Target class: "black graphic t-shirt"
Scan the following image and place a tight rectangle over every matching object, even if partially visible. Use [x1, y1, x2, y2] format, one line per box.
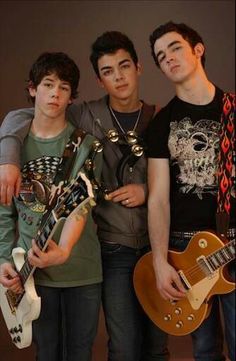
[147, 87, 235, 231]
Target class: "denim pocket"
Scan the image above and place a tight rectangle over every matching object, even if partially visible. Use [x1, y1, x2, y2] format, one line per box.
[101, 242, 122, 254]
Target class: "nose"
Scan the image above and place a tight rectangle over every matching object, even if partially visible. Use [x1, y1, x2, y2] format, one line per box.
[166, 52, 175, 64]
[114, 68, 124, 81]
[51, 87, 60, 98]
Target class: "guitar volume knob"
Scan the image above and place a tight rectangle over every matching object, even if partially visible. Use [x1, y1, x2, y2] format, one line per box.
[176, 321, 183, 328]
[174, 307, 182, 315]
[164, 314, 172, 321]
[187, 314, 195, 321]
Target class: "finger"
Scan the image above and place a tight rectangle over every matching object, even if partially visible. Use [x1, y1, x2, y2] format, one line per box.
[10, 282, 24, 294]
[31, 240, 43, 256]
[172, 275, 187, 294]
[0, 185, 7, 205]
[165, 284, 186, 299]
[112, 194, 128, 203]
[109, 186, 128, 198]
[3, 275, 21, 288]
[6, 185, 14, 206]
[15, 175, 22, 198]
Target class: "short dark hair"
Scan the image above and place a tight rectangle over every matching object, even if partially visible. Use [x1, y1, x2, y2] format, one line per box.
[90, 31, 138, 78]
[149, 21, 205, 68]
[27, 52, 80, 102]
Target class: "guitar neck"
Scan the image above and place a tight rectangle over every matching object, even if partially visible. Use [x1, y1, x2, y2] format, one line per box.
[198, 239, 235, 277]
[19, 211, 57, 286]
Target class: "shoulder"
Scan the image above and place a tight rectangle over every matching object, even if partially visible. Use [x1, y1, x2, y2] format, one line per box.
[148, 97, 177, 128]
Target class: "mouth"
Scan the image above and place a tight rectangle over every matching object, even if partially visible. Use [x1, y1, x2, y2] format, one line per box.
[170, 65, 180, 73]
[116, 84, 128, 91]
[48, 103, 59, 107]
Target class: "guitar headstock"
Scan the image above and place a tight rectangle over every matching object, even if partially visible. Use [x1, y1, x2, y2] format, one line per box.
[53, 172, 95, 219]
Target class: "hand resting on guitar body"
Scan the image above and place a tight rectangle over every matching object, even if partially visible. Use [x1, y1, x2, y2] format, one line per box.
[0, 209, 87, 294]
[0, 262, 23, 294]
[152, 254, 186, 301]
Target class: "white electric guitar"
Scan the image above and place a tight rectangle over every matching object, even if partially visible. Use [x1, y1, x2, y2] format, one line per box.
[0, 172, 95, 349]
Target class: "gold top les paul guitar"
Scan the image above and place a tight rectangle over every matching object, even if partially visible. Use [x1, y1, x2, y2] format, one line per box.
[0, 172, 95, 349]
[134, 231, 235, 336]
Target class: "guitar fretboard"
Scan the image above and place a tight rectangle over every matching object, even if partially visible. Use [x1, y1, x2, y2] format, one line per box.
[19, 212, 57, 285]
[207, 239, 235, 270]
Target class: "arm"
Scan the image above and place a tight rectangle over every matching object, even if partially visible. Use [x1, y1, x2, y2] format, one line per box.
[148, 158, 186, 300]
[0, 108, 34, 165]
[27, 211, 87, 268]
[0, 203, 22, 293]
[0, 108, 34, 204]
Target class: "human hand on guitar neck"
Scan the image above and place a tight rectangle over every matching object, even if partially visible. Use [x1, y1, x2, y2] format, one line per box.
[28, 239, 73, 268]
[153, 256, 186, 301]
[28, 209, 87, 268]
[0, 164, 21, 206]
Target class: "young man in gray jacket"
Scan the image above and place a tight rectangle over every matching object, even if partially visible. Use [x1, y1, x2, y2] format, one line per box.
[0, 31, 168, 360]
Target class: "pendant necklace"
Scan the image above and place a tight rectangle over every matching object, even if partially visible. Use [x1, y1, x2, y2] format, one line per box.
[109, 105, 142, 134]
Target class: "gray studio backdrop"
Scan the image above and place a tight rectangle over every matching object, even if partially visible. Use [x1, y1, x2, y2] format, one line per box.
[0, 0, 235, 121]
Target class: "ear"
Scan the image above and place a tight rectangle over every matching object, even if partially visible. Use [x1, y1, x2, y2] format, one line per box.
[194, 43, 205, 60]
[96, 76, 105, 89]
[28, 84, 36, 98]
[136, 62, 142, 75]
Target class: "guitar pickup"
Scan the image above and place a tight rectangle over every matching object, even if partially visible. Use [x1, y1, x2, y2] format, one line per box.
[197, 255, 215, 276]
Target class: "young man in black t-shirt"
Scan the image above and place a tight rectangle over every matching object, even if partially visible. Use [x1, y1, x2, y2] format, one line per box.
[147, 22, 235, 361]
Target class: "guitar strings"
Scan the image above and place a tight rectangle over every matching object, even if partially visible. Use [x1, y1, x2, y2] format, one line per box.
[177, 240, 235, 285]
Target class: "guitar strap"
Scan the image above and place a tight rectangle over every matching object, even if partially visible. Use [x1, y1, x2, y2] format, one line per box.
[216, 92, 235, 238]
[47, 127, 87, 210]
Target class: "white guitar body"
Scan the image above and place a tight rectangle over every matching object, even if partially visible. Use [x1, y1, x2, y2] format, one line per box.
[0, 172, 95, 348]
[0, 247, 41, 349]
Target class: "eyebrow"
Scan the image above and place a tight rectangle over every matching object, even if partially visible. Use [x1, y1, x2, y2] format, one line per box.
[156, 40, 182, 58]
[100, 58, 131, 72]
[43, 77, 70, 85]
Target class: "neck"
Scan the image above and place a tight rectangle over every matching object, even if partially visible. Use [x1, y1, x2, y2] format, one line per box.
[109, 96, 141, 113]
[175, 70, 215, 105]
[31, 115, 67, 139]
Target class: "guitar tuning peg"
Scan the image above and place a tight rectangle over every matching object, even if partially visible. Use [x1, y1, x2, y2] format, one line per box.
[89, 199, 96, 207]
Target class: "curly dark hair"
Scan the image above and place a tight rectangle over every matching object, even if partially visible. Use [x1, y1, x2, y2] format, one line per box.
[27, 52, 80, 102]
[149, 21, 205, 68]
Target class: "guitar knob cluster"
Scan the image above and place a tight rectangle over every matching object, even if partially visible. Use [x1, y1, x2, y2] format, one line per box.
[9, 324, 22, 334]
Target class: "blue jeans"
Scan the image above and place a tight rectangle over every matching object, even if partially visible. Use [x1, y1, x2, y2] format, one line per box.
[101, 242, 169, 361]
[33, 283, 101, 361]
[170, 238, 235, 361]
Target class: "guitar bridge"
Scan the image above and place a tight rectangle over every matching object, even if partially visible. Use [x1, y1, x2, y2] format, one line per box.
[178, 271, 191, 290]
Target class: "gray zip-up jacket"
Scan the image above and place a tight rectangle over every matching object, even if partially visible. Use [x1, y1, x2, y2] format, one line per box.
[0, 96, 155, 248]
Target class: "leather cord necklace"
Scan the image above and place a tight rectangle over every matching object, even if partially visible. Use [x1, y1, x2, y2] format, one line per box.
[109, 105, 142, 133]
